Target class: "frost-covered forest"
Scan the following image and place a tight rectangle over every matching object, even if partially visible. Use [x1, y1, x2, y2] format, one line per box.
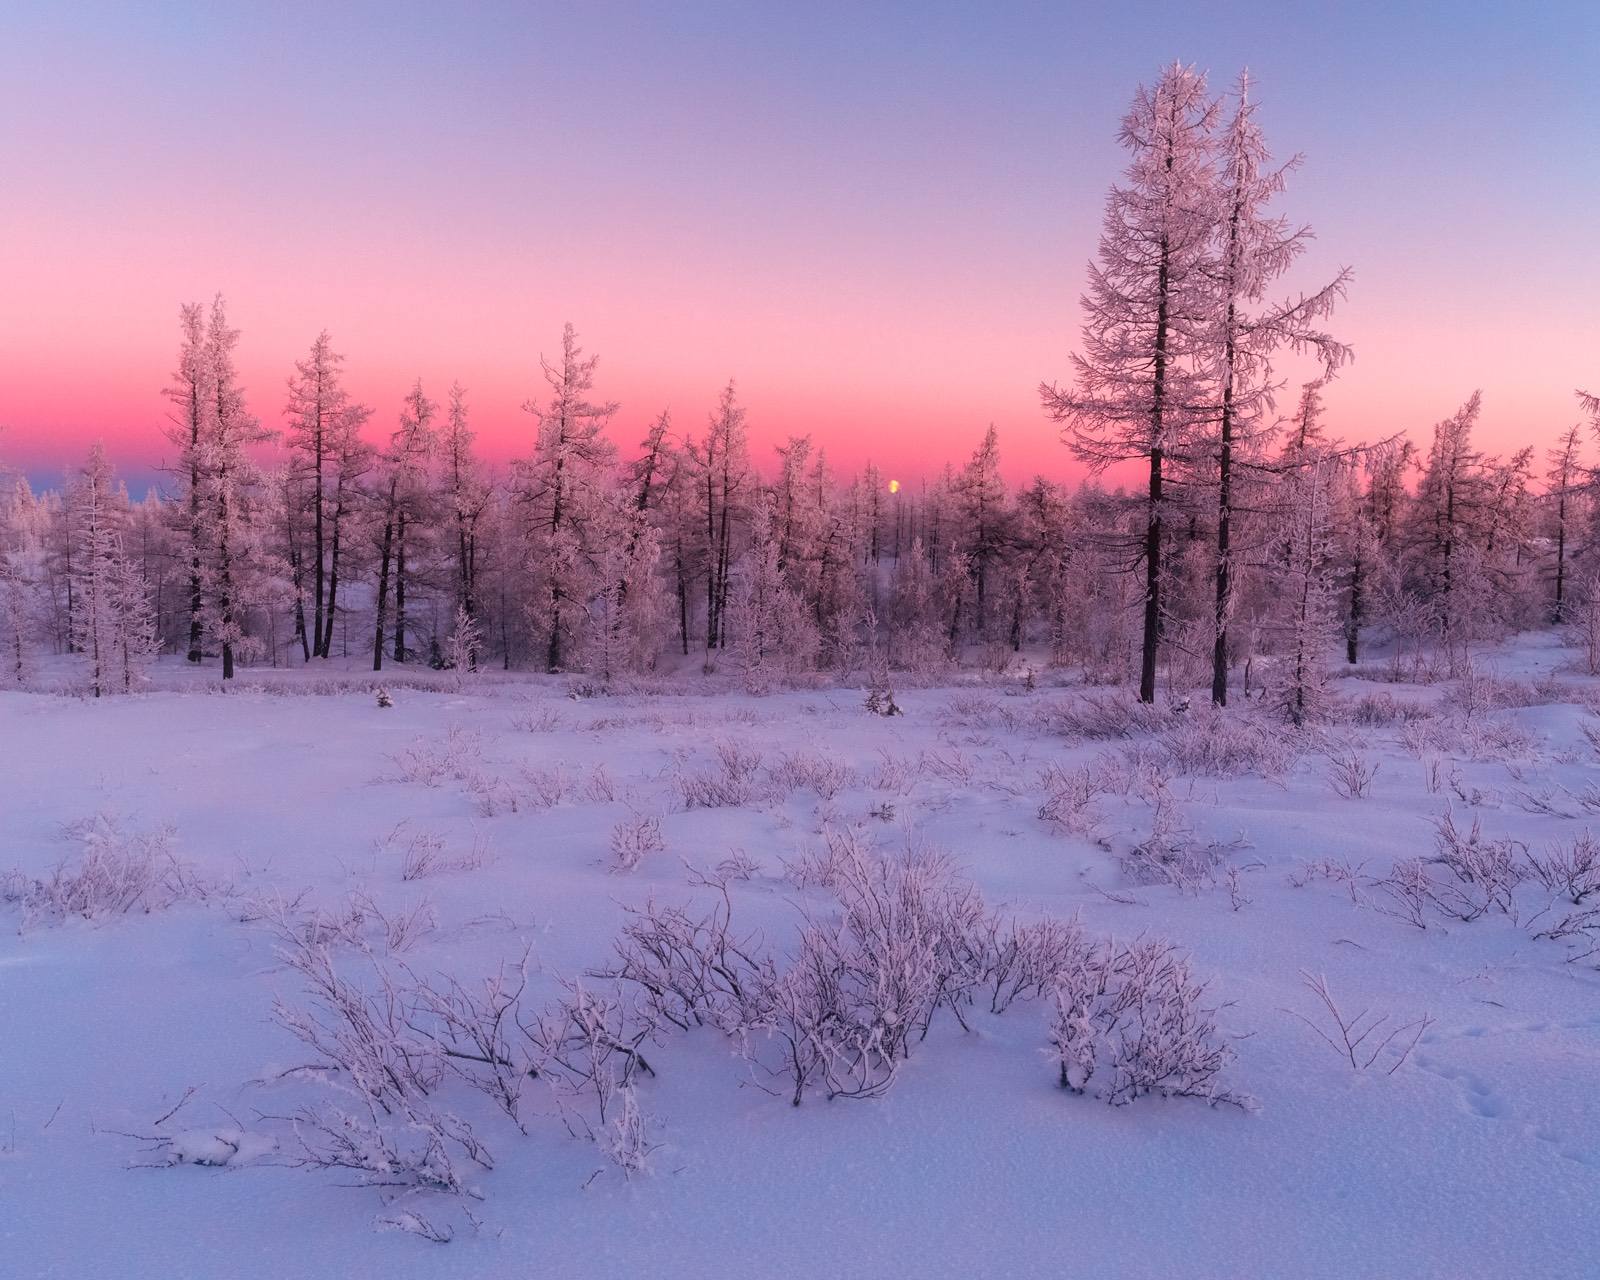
[0, 77, 1594, 709]
[3, 63, 1599, 1279]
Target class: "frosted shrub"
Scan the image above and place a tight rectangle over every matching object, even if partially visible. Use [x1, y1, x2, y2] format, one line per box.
[1526, 832, 1600, 904]
[939, 692, 1000, 728]
[767, 751, 858, 801]
[1324, 749, 1379, 799]
[676, 739, 763, 809]
[1046, 692, 1173, 742]
[1441, 672, 1563, 718]
[981, 914, 1090, 1014]
[596, 1083, 656, 1179]
[603, 890, 769, 1034]
[379, 823, 486, 881]
[610, 810, 666, 872]
[9, 815, 201, 928]
[868, 750, 919, 794]
[1288, 971, 1432, 1075]
[529, 982, 657, 1128]
[267, 933, 492, 1193]
[1461, 717, 1538, 762]
[509, 703, 566, 733]
[388, 725, 487, 787]
[517, 763, 567, 810]
[1155, 712, 1296, 779]
[1334, 691, 1432, 728]
[1120, 785, 1239, 894]
[1037, 762, 1108, 837]
[1045, 938, 1247, 1107]
[407, 953, 538, 1129]
[1426, 809, 1527, 921]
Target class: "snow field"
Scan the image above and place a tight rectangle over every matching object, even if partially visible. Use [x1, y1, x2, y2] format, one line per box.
[2, 638, 1599, 1278]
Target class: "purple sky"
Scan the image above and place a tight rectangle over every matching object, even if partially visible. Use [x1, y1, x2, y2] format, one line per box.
[2, 1, 1595, 492]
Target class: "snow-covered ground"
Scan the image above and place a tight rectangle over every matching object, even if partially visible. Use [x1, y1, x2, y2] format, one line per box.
[3, 638, 1599, 1279]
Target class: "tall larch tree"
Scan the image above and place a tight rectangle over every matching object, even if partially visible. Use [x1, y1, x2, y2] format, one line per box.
[284, 332, 372, 659]
[1200, 74, 1350, 706]
[1042, 63, 1219, 703]
[516, 323, 619, 673]
[201, 297, 272, 679]
[163, 302, 209, 663]
[692, 381, 751, 654]
[440, 383, 490, 669]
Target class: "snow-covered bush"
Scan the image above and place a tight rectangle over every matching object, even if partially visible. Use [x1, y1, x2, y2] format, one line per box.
[610, 810, 666, 871]
[767, 751, 858, 801]
[529, 981, 657, 1129]
[1036, 762, 1108, 837]
[6, 814, 202, 929]
[1045, 937, 1247, 1107]
[267, 930, 491, 1194]
[1526, 832, 1600, 904]
[1045, 692, 1174, 742]
[1120, 783, 1241, 894]
[1425, 809, 1527, 921]
[610, 829, 1248, 1108]
[1332, 691, 1433, 728]
[1154, 711, 1297, 779]
[1287, 971, 1431, 1075]
[675, 739, 763, 809]
[1325, 749, 1379, 799]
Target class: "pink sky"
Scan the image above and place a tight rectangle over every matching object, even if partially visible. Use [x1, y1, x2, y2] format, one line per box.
[1, 3, 1594, 492]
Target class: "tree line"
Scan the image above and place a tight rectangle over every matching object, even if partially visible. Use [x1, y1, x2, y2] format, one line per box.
[0, 65, 1594, 705]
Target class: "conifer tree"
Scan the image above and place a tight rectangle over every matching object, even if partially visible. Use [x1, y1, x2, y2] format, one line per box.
[516, 323, 619, 672]
[1199, 75, 1350, 706]
[1043, 64, 1219, 702]
[690, 381, 750, 654]
[439, 383, 489, 668]
[284, 331, 373, 659]
[163, 302, 209, 663]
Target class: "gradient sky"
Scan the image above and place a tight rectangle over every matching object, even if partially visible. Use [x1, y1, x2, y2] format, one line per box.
[2, 1, 1596, 494]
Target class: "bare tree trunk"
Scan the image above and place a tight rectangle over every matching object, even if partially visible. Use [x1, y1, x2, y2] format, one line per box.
[372, 515, 394, 671]
[393, 511, 407, 664]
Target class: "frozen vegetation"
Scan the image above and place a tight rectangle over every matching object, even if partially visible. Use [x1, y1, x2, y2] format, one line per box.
[3, 60, 1598, 1278]
[2, 635, 1599, 1278]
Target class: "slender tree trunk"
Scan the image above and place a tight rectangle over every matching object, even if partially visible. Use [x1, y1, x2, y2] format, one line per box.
[187, 457, 204, 663]
[313, 416, 327, 659]
[1139, 225, 1172, 706]
[393, 511, 407, 663]
[373, 515, 394, 672]
[217, 476, 235, 680]
[320, 479, 345, 659]
[1346, 555, 1363, 665]
[1554, 488, 1569, 623]
[1211, 395, 1234, 705]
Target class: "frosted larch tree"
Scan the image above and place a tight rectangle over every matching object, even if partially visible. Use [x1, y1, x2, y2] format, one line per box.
[1042, 63, 1219, 702]
[1199, 74, 1350, 706]
[162, 302, 210, 663]
[200, 297, 273, 679]
[1545, 422, 1586, 622]
[955, 424, 1010, 639]
[691, 381, 751, 654]
[371, 380, 437, 670]
[284, 331, 373, 659]
[516, 323, 619, 672]
[440, 383, 489, 667]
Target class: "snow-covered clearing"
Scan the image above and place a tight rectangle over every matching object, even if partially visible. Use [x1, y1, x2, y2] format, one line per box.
[3, 638, 1599, 1279]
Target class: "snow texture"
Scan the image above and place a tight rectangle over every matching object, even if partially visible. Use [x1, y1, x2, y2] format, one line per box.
[2, 635, 1599, 1278]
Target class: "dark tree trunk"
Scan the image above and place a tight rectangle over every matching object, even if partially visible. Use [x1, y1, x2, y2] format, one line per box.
[373, 515, 394, 672]
[393, 511, 407, 664]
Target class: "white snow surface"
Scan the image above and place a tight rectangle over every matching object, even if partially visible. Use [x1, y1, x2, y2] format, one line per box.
[2, 636, 1598, 1279]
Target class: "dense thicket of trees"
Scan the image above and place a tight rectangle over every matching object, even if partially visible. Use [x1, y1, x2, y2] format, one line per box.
[0, 68, 1593, 705]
